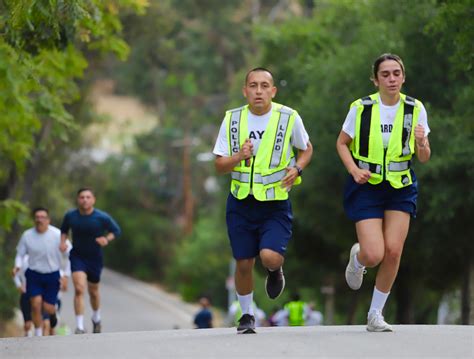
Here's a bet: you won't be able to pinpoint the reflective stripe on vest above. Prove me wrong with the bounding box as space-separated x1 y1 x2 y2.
270 106 292 168
231 157 296 184
229 108 244 156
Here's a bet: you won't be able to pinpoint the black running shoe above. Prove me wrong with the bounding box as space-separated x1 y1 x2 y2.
237 314 256 334
265 267 285 299
92 320 101 334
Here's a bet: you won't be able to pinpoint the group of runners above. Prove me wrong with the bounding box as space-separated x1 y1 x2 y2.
12 188 120 336
12 52 430 336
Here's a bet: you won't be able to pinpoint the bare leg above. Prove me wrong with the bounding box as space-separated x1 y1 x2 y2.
235 258 255 295
375 210 410 292
30 295 43 331
355 218 385 267
88 282 100 311
73 271 87 315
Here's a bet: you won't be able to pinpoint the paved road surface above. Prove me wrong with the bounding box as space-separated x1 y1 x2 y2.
3 269 472 358
1 325 472 358
56 268 197 333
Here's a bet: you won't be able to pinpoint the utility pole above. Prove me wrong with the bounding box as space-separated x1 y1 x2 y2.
182 131 194 235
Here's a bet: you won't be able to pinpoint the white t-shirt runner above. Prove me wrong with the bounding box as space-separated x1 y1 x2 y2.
15 225 64 274
213 104 310 157
342 94 430 148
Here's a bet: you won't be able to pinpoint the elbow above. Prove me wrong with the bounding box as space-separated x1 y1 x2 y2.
214 160 227 175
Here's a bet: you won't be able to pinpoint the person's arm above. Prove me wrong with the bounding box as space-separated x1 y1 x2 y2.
281 141 313 189
59 213 70 252
215 138 253 175
414 124 431 163
12 234 26 276
96 214 120 247
336 130 371 184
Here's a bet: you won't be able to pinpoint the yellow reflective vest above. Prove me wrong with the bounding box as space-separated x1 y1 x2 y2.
225 102 301 201
284 300 306 326
350 93 421 189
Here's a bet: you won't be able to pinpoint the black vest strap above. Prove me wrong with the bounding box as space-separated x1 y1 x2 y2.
359 96 373 157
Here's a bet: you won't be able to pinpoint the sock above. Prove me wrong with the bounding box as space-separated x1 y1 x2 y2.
92 310 101 323
34 327 43 337
369 287 390 313
76 315 84 330
354 254 365 270
237 292 254 316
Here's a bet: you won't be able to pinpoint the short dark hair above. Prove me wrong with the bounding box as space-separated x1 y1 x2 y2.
245 67 274 85
372 53 405 79
77 187 95 196
32 207 49 216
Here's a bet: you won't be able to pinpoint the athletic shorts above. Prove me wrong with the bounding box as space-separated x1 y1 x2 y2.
343 173 418 222
226 193 293 259
25 269 60 306
70 251 103 284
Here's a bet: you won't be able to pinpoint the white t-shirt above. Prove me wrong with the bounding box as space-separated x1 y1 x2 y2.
213 105 310 157
342 94 430 148
15 225 63 274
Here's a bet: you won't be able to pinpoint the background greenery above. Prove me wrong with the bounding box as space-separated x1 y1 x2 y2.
1 0 472 329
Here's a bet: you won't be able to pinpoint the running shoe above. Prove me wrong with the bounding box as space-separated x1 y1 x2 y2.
74 328 86 334
92 320 101 334
367 310 393 332
345 243 366 290
237 314 256 334
265 267 285 299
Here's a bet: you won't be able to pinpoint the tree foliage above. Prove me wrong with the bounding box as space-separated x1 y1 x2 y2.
0 0 146 324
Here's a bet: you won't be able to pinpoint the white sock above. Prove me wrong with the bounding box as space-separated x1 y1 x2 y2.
92 310 101 323
76 315 84 330
354 254 365 270
34 327 43 337
237 292 254 316
369 287 390 313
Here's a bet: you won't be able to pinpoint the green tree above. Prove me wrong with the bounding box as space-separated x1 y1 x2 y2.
0 0 146 326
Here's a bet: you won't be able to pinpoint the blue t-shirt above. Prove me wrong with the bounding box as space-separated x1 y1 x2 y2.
193 308 213 329
60 208 121 259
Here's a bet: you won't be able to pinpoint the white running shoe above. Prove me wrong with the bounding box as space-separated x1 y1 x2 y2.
345 243 366 290
367 310 393 332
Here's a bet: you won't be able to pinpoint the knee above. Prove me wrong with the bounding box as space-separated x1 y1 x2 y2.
361 249 384 268
236 259 254 276
74 284 85 296
260 249 283 270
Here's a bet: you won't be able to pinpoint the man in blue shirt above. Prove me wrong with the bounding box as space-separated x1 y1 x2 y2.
60 188 121 334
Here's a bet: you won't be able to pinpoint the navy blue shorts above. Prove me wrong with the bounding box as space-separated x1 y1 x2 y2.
25 269 60 306
226 193 293 259
344 174 418 222
70 250 103 283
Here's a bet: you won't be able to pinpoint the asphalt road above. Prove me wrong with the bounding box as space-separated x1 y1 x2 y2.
1 324 472 358
55 268 198 333
2 269 473 358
